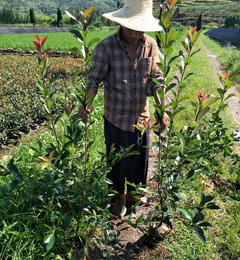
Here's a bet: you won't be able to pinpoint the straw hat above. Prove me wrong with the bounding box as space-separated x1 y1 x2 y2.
103 0 162 32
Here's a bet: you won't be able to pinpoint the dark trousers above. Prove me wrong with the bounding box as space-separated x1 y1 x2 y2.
104 118 149 197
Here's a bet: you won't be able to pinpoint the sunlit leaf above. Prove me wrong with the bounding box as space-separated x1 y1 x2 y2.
161 11 171 29
167 27 178 43
44 233 55 251
120 206 127 217
83 7 95 19
164 46 173 56
177 207 193 220
202 97 220 109
65 10 82 24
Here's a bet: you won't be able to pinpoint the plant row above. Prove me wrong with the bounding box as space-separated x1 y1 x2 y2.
0 53 83 146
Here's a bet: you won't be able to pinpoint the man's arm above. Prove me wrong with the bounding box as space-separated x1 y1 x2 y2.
78 88 96 122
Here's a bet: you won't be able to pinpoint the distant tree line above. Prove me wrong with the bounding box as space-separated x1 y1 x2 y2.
1 4 239 29
0 6 29 24
0 5 115 29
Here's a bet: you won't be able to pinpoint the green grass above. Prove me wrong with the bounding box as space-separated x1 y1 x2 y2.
0 29 158 52
0 30 116 51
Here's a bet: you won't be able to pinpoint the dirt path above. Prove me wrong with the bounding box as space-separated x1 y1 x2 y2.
200 39 240 154
200 39 240 129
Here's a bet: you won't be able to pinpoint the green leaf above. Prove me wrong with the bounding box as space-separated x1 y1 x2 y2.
187 169 194 178
202 97 220 109
157 62 164 73
171 6 180 20
9 176 23 190
224 79 232 91
206 204 220 210
184 57 192 67
197 106 210 120
136 216 144 224
192 212 204 224
85 54 95 65
48 101 54 110
164 46 173 56
174 192 188 201
120 206 127 217
65 10 82 25
230 196 240 203
177 208 193 220
169 0 179 10
183 29 190 39
88 38 100 48
161 11 171 29
70 29 84 43
174 106 186 116
224 93 235 101
165 83 177 93
168 54 179 65
165 77 173 85
198 222 212 227
44 233 55 251
50 76 58 84
7 159 20 175
70 47 82 56
190 48 201 57
54 178 64 184
156 32 165 46
184 72 194 80
54 115 61 124
181 41 189 52
194 226 206 243
204 195 214 204
192 30 203 44
83 7 95 19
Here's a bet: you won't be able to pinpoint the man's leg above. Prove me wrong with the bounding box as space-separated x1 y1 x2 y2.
126 128 150 204
104 118 130 216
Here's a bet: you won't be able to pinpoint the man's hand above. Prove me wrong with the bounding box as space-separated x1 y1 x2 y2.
154 110 170 132
78 103 94 122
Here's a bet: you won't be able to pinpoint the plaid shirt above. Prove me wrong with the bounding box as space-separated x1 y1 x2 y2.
89 28 163 132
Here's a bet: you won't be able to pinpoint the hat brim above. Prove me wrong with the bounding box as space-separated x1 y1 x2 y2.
103 10 163 32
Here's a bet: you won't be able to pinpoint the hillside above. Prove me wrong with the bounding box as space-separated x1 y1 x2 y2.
1 0 240 27
0 0 118 15
173 0 240 26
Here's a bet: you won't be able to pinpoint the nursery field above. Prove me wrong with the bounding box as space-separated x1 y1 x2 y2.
0 23 240 260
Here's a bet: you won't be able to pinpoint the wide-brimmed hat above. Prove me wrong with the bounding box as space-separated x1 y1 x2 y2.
103 0 162 32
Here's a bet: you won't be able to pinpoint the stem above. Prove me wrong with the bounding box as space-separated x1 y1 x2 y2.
82 13 88 199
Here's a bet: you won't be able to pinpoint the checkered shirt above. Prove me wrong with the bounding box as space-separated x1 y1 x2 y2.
88 28 164 132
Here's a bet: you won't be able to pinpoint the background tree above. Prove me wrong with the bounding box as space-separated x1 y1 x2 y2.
197 13 202 31
225 14 240 28
57 7 63 27
29 8 36 26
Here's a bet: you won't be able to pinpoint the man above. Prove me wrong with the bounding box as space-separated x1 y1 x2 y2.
78 0 169 216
